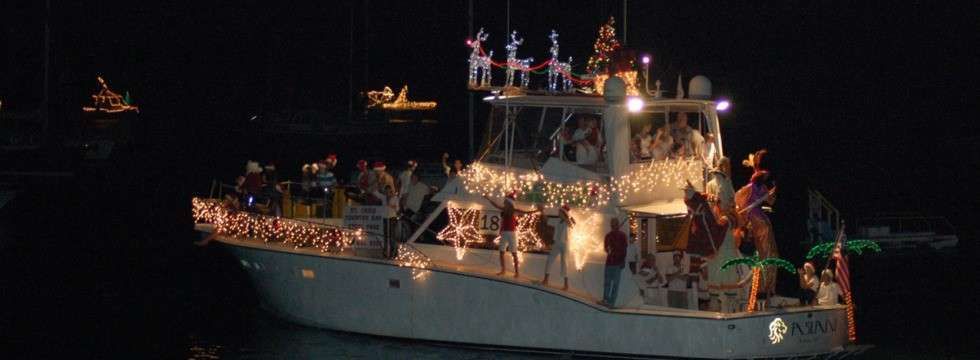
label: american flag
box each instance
[833,227,851,296]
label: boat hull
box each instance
[218,240,848,358]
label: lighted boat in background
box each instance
[856,214,958,251]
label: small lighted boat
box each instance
[194,82,857,357]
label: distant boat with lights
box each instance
[855,214,958,251]
[194,23,863,359]
[72,77,141,160]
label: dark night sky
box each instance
[3,0,977,233]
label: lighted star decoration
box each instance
[437,207,483,260]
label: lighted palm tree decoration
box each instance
[806,237,880,342]
[722,252,797,312]
[805,239,881,260]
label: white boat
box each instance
[856,215,958,251]
[195,85,859,357]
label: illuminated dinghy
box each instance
[196,80,854,358]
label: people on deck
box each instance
[242,160,264,197]
[352,159,369,190]
[398,160,417,202]
[599,217,627,308]
[384,185,400,259]
[442,153,465,178]
[369,161,395,204]
[572,117,599,166]
[631,253,665,302]
[633,124,654,160]
[401,173,432,224]
[666,251,689,308]
[485,193,541,278]
[301,164,315,196]
[798,262,819,306]
[542,205,574,290]
[651,123,674,161]
[669,112,704,159]
[816,269,842,306]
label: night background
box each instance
[2,1,977,358]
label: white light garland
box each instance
[192,198,362,252]
[460,160,703,208]
[395,244,432,280]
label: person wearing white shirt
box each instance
[398,160,417,201]
[402,174,431,218]
[816,269,842,306]
[542,205,574,290]
[571,118,598,165]
[798,262,820,305]
[669,112,704,160]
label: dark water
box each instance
[1,141,977,359]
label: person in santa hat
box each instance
[241,160,264,198]
[368,161,395,204]
[398,159,418,203]
[734,149,780,295]
[542,204,575,290]
[484,192,542,278]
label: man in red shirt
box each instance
[485,193,540,278]
[600,217,628,308]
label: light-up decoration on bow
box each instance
[768,318,788,344]
[367,85,437,111]
[436,207,483,260]
[395,244,432,280]
[192,198,362,252]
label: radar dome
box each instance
[688,75,712,99]
[603,76,626,103]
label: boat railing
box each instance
[807,188,842,243]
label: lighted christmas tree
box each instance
[586,17,622,76]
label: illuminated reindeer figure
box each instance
[505,31,533,88]
[468,28,492,88]
[547,30,574,93]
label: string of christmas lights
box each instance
[459,160,703,208]
[394,244,432,280]
[436,207,484,260]
[568,210,604,270]
[192,198,362,252]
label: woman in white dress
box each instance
[542,205,574,290]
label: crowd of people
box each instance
[557,112,720,169]
[209,153,471,258]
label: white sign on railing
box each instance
[343,205,385,248]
